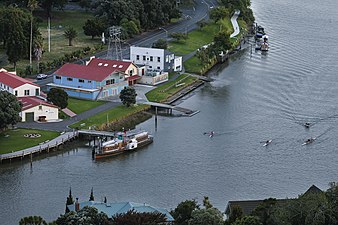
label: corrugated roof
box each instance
[87,58,132,71]
[0,71,39,89]
[18,96,58,111]
[54,63,124,82]
[68,201,174,222]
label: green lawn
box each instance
[67,98,106,115]
[168,23,220,55]
[69,104,150,130]
[184,56,204,74]
[0,129,60,154]
[146,74,198,102]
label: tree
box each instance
[227,205,243,224]
[171,199,199,225]
[213,31,232,52]
[202,196,213,209]
[0,91,22,130]
[152,38,168,49]
[233,216,262,225]
[112,210,167,225]
[209,7,229,22]
[39,0,68,18]
[251,198,277,225]
[64,26,77,46]
[119,87,137,107]
[56,206,110,225]
[19,216,47,225]
[188,208,224,225]
[83,18,107,39]
[47,88,68,109]
[169,32,188,42]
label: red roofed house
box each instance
[18,96,59,122]
[0,69,59,122]
[0,69,40,97]
[47,57,138,100]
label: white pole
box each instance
[48,17,51,52]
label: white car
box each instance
[37,74,48,79]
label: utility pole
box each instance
[48,17,51,52]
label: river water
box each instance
[2,0,338,224]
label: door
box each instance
[25,112,34,122]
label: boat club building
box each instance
[47,58,142,100]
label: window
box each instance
[35,88,39,96]
[24,90,30,96]
[157,66,160,70]
[150,56,153,62]
[67,77,73,81]
[149,66,152,69]
[129,69,133,76]
[136,55,140,60]
[55,76,61,80]
[157,57,161,62]
[15,90,18,96]
[143,56,146,61]
[106,80,111,85]
[39,105,42,110]
[79,79,84,83]
[88,80,92,83]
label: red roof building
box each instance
[0,71,39,89]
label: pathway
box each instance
[230,10,241,38]
[62,108,77,117]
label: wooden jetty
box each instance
[144,102,200,117]
[0,131,78,163]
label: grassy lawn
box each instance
[69,104,150,129]
[0,129,60,154]
[184,56,204,74]
[146,74,198,102]
[168,23,219,55]
[67,98,106,115]
[4,10,101,72]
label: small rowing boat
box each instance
[263,140,272,146]
[302,137,316,146]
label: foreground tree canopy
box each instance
[0,7,42,69]
[47,88,68,109]
[0,91,22,130]
[119,87,137,107]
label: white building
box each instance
[0,70,40,97]
[130,46,182,72]
[0,69,59,122]
[18,97,59,122]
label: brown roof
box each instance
[225,185,322,216]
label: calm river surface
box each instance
[2,0,338,224]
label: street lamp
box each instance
[159,27,168,38]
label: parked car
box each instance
[37,74,48,79]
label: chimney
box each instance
[75,198,80,212]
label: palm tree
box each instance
[28,0,38,67]
[64,27,78,46]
